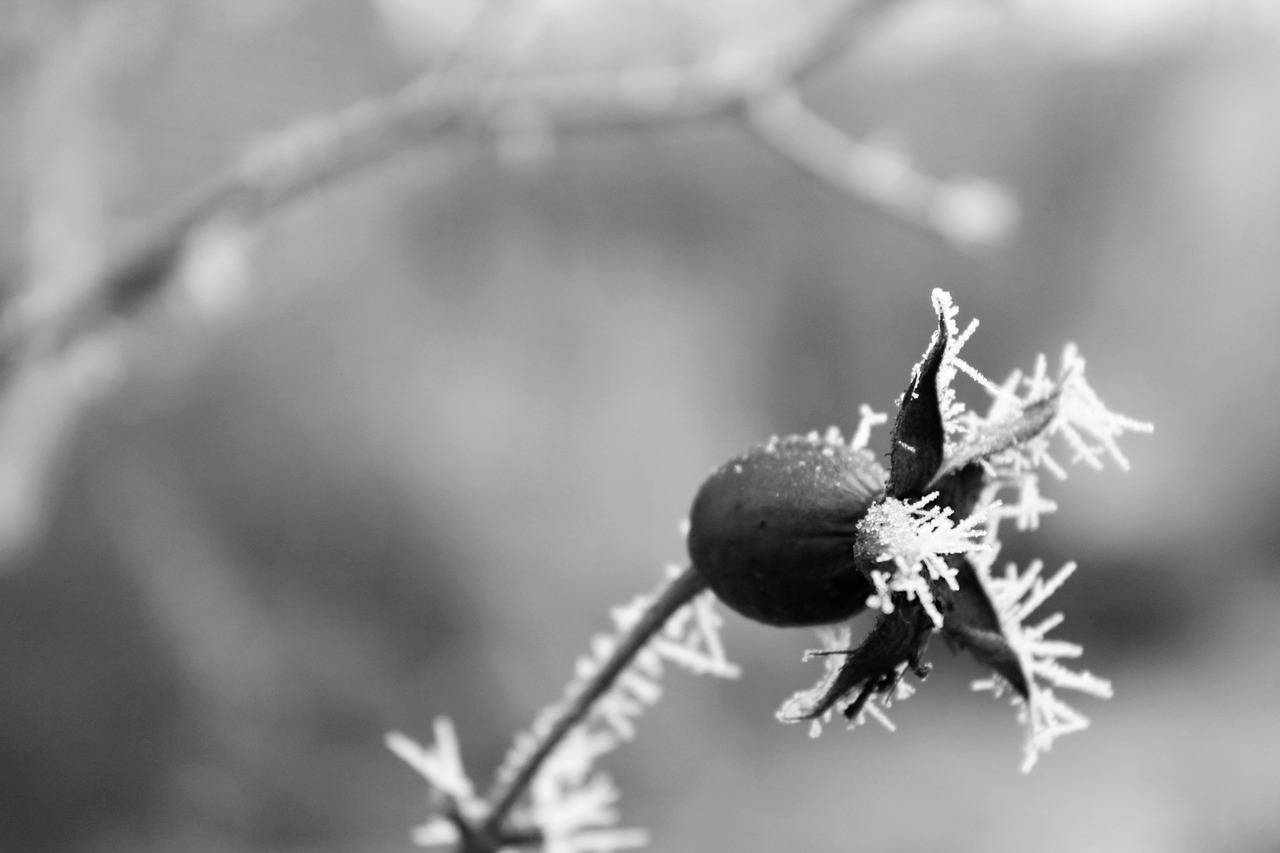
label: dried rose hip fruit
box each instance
[686,432,885,627]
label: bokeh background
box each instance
[2,1,1279,851]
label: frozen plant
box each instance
[389,289,1152,850]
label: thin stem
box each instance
[482,565,709,834]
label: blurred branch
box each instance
[0,3,145,563]
[1,0,904,370]
[746,89,1019,248]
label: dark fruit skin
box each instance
[687,433,886,627]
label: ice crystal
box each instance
[1051,344,1154,471]
[856,493,990,627]
[527,727,650,853]
[986,474,1056,532]
[385,719,485,848]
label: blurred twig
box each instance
[0,2,145,561]
[1,0,924,371]
[746,88,1019,248]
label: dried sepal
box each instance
[776,605,933,725]
[941,559,1029,697]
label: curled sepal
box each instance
[776,605,934,725]
[888,310,948,499]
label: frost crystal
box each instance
[987,474,1056,532]
[961,343,1154,486]
[926,288,1007,446]
[528,727,651,853]
[385,719,485,847]
[1051,344,1154,471]
[856,493,990,627]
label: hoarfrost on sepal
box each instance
[958,342,1153,485]
[926,287,1008,446]
[1051,344,1154,472]
[774,627,912,735]
[968,559,1113,772]
[921,292,1152,500]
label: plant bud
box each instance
[687,432,886,627]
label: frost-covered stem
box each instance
[482,565,709,834]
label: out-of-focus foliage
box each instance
[1,1,1279,851]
